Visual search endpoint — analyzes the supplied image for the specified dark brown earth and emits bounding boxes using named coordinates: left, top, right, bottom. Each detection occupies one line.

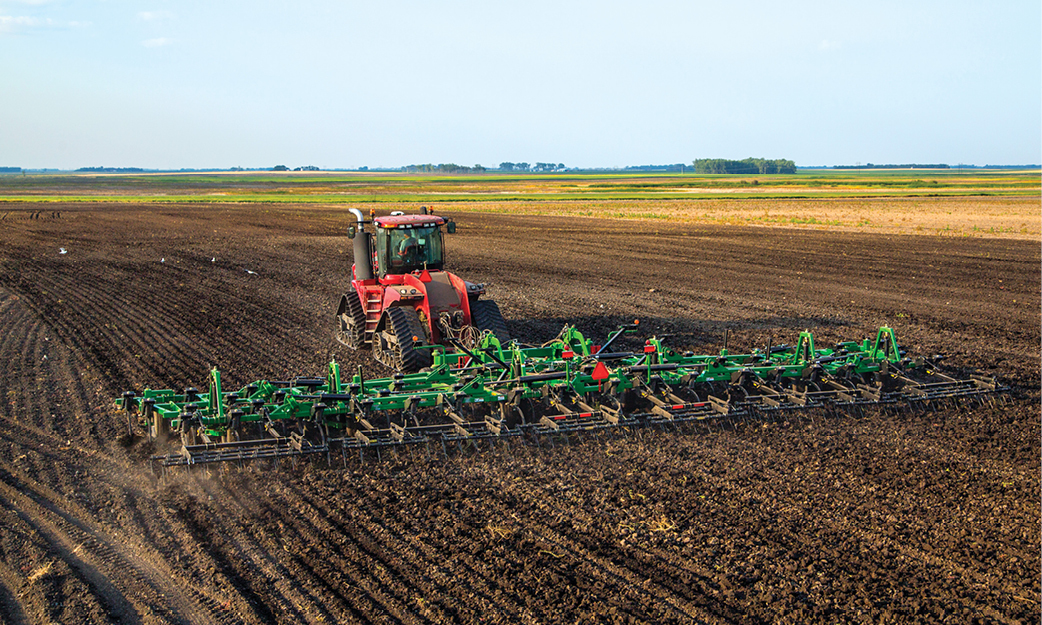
left=0, top=203, right=1038, bottom=624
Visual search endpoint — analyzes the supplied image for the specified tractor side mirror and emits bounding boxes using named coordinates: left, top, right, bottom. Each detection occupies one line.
left=347, top=226, right=356, bottom=239
left=446, top=222, right=456, bottom=234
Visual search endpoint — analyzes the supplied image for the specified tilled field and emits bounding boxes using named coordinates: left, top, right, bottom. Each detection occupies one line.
left=0, top=203, right=1038, bottom=624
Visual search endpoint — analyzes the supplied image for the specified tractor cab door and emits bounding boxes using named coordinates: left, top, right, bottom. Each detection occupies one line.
left=376, top=226, right=445, bottom=277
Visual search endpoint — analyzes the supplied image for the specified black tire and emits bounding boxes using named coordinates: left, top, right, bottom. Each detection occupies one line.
left=373, top=307, right=432, bottom=372
left=336, top=293, right=367, bottom=350
left=470, top=299, right=511, bottom=342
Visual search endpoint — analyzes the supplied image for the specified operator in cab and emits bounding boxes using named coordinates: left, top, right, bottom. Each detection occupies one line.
left=396, top=230, right=418, bottom=263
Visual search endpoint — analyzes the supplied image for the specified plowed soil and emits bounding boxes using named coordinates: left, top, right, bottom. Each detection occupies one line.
left=0, top=203, right=1038, bottom=624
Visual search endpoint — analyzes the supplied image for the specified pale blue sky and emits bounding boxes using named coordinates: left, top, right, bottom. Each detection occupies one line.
left=1, top=1, right=1039, bottom=169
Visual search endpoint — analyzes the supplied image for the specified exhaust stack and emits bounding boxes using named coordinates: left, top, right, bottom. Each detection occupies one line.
left=348, top=208, right=374, bottom=280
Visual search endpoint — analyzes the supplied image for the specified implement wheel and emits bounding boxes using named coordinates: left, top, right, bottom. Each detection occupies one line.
left=470, top=299, right=511, bottom=342
left=373, top=307, right=432, bottom=372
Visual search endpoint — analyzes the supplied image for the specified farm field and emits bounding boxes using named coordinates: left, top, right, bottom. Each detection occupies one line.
left=2, top=169, right=1039, bottom=239
left=0, top=181, right=1038, bottom=623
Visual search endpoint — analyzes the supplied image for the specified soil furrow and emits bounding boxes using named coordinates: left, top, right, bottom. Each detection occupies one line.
left=288, top=477, right=520, bottom=624
left=0, top=464, right=220, bottom=625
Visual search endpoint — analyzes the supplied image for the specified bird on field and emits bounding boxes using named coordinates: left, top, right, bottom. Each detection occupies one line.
left=59, top=248, right=67, bottom=254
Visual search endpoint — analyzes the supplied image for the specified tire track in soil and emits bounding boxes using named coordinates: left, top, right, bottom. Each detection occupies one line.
left=324, top=463, right=618, bottom=625
left=147, top=478, right=286, bottom=624
left=226, top=482, right=402, bottom=625
left=172, top=482, right=326, bottom=625
left=0, top=431, right=245, bottom=625
left=0, top=560, right=32, bottom=625
left=0, top=464, right=220, bottom=625
left=284, top=477, right=522, bottom=625
left=0, top=290, right=41, bottom=423
left=0, top=497, right=78, bottom=625
left=728, top=424, right=1039, bottom=618
left=221, top=477, right=421, bottom=625
left=615, top=422, right=1036, bottom=622
left=0, top=471, right=146, bottom=624
left=302, top=478, right=536, bottom=625
left=0, top=505, right=108, bottom=624
left=6, top=265, right=212, bottom=392
left=0, top=413, right=238, bottom=625
left=116, top=488, right=247, bottom=625
left=471, top=466, right=737, bottom=625
left=204, top=481, right=350, bottom=625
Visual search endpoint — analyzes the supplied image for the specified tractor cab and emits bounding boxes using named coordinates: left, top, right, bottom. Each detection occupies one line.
left=373, top=214, right=448, bottom=277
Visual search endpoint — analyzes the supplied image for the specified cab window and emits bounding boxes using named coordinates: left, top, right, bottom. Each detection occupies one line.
left=377, top=226, right=444, bottom=276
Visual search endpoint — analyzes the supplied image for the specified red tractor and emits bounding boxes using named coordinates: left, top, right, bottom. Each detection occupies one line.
left=336, top=207, right=511, bottom=371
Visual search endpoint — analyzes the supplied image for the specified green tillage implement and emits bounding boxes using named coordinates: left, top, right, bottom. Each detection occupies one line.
left=117, top=324, right=1006, bottom=468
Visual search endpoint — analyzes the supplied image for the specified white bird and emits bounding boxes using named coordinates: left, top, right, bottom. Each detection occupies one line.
left=211, top=257, right=216, bottom=263
left=59, top=248, right=67, bottom=254
left=161, top=258, right=165, bottom=263
left=245, top=269, right=256, bottom=275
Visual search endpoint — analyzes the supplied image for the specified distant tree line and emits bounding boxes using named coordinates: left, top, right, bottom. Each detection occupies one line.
left=499, top=162, right=566, bottom=172
left=402, top=164, right=488, bottom=173
left=0, top=167, right=21, bottom=174
left=76, top=166, right=146, bottom=173
left=693, top=158, right=796, bottom=174
left=832, top=163, right=949, bottom=169
left=624, top=164, right=688, bottom=172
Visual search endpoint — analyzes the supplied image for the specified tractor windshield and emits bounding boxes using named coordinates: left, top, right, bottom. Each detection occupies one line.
left=377, top=226, right=445, bottom=276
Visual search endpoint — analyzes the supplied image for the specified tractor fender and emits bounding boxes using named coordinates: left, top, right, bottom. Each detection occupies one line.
left=444, top=272, right=475, bottom=324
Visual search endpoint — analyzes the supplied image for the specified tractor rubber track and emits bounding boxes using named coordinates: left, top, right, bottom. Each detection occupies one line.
left=470, top=299, right=512, bottom=343
left=372, top=307, right=432, bottom=372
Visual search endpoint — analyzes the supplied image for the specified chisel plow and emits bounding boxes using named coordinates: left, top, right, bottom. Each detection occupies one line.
left=116, top=323, right=1008, bottom=469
